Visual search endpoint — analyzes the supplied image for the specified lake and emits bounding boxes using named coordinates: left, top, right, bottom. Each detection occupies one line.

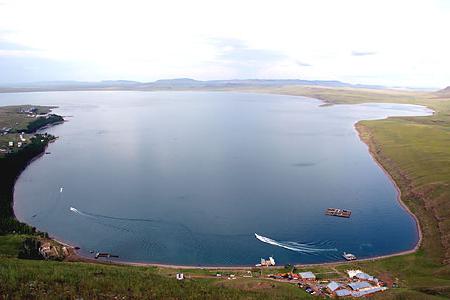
left=2, top=91, right=432, bottom=266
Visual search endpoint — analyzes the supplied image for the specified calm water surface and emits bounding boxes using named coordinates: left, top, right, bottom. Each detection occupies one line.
left=1, top=91, right=432, bottom=265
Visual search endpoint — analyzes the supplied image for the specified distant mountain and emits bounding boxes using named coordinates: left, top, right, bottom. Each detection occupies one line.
left=152, top=78, right=202, bottom=86
left=99, top=80, right=142, bottom=86
left=436, top=86, right=450, bottom=97
left=0, top=78, right=386, bottom=92
left=140, top=78, right=384, bottom=89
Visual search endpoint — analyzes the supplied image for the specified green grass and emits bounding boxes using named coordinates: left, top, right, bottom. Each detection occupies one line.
left=0, top=105, right=53, bottom=132
left=0, top=233, right=308, bottom=298
left=0, top=255, right=311, bottom=299
left=0, top=105, right=58, bottom=155
left=0, top=235, right=26, bottom=258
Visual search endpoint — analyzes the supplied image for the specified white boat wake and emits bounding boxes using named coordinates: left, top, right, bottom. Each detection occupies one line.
left=69, top=206, right=86, bottom=216
left=255, top=233, right=337, bottom=254
left=69, top=207, right=155, bottom=222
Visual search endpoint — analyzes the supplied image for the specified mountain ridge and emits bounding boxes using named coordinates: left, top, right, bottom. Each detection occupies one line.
left=0, top=78, right=386, bottom=92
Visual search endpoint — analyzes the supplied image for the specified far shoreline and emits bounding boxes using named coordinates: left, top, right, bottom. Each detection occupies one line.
left=7, top=92, right=430, bottom=269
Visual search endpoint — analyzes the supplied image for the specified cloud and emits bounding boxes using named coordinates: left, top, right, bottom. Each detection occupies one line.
left=0, top=0, right=449, bottom=86
left=0, top=40, right=34, bottom=51
left=296, top=61, right=312, bottom=67
left=207, top=38, right=298, bottom=78
left=0, top=40, right=45, bottom=59
left=211, top=38, right=287, bottom=64
left=0, top=55, right=102, bottom=83
left=351, top=51, right=377, bottom=56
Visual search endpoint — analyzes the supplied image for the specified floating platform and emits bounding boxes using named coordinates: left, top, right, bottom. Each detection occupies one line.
left=95, top=252, right=119, bottom=259
left=325, top=208, right=351, bottom=218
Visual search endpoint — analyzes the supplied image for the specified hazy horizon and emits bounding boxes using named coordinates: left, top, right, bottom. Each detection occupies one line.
left=1, top=0, right=449, bottom=88
left=0, top=77, right=441, bottom=91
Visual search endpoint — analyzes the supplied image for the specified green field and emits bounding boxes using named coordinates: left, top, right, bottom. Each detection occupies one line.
left=0, top=90, right=449, bottom=299
left=0, top=105, right=53, bottom=131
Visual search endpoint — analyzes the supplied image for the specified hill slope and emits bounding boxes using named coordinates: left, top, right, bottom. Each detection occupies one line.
left=436, top=86, right=450, bottom=97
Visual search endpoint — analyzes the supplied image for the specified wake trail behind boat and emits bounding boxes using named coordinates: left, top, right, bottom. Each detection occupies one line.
left=255, top=233, right=337, bottom=254
left=69, top=206, right=198, bottom=253
left=69, top=207, right=155, bottom=223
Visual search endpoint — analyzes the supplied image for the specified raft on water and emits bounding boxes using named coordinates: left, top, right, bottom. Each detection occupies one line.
left=95, top=252, right=119, bottom=259
left=325, top=208, right=352, bottom=218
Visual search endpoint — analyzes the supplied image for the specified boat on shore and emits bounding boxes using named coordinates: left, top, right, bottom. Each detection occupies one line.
left=343, top=252, right=357, bottom=261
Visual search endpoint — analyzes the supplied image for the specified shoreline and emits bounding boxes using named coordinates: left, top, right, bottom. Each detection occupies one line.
left=59, top=121, right=421, bottom=269
left=8, top=97, right=426, bottom=269
left=354, top=122, right=423, bottom=252
left=0, top=106, right=63, bottom=236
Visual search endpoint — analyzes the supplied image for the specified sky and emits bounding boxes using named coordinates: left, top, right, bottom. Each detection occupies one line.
left=0, top=0, right=449, bottom=88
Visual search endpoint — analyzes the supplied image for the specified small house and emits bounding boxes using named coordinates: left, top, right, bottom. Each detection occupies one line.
left=352, top=286, right=386, bottom=297
left=326, top=281, right=341, bottom=293
left=299, top=271, right=316, bottom=281
left=347, top=269, right=375, bottom=282
left=355, top=272, right=374, bottom=281
left=347, top=269, right=363, bottom=278
left=335, top=289, right=352, bottom=297
left=348, top=281, right=372, bottom=291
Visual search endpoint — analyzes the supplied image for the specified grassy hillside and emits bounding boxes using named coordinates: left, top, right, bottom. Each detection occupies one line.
left=0, top=236, right=308, bottom=299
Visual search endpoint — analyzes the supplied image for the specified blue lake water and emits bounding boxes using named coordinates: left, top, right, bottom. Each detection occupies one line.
left=1, top=91, right=432, bottom=266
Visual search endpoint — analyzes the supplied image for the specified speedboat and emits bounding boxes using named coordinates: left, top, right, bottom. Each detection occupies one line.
left=343, top=252, right=357, bottom=261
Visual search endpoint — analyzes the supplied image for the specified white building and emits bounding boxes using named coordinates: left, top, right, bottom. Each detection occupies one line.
left=257, top=256, right=276, bottom=267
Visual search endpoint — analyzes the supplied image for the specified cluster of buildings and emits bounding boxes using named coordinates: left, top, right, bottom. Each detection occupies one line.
left=269, top=269, right=388, bottom=298
left=0, top=132, right=34, bottom=154
left=39, top=242, right=68, bottom=260
left=325, top=269, right=388, bottom=298
left=19, top=106, right=39, bottom=116
left=5, top=132, right=28, bottom=149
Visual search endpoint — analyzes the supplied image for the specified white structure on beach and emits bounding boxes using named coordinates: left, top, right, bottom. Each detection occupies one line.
left=347, top=269, right=375, bottom=281
left=256, top=256, right=276, bottom=267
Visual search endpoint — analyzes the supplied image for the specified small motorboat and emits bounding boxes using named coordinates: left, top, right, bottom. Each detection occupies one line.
left=343, top=252, right=357, bottom=261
